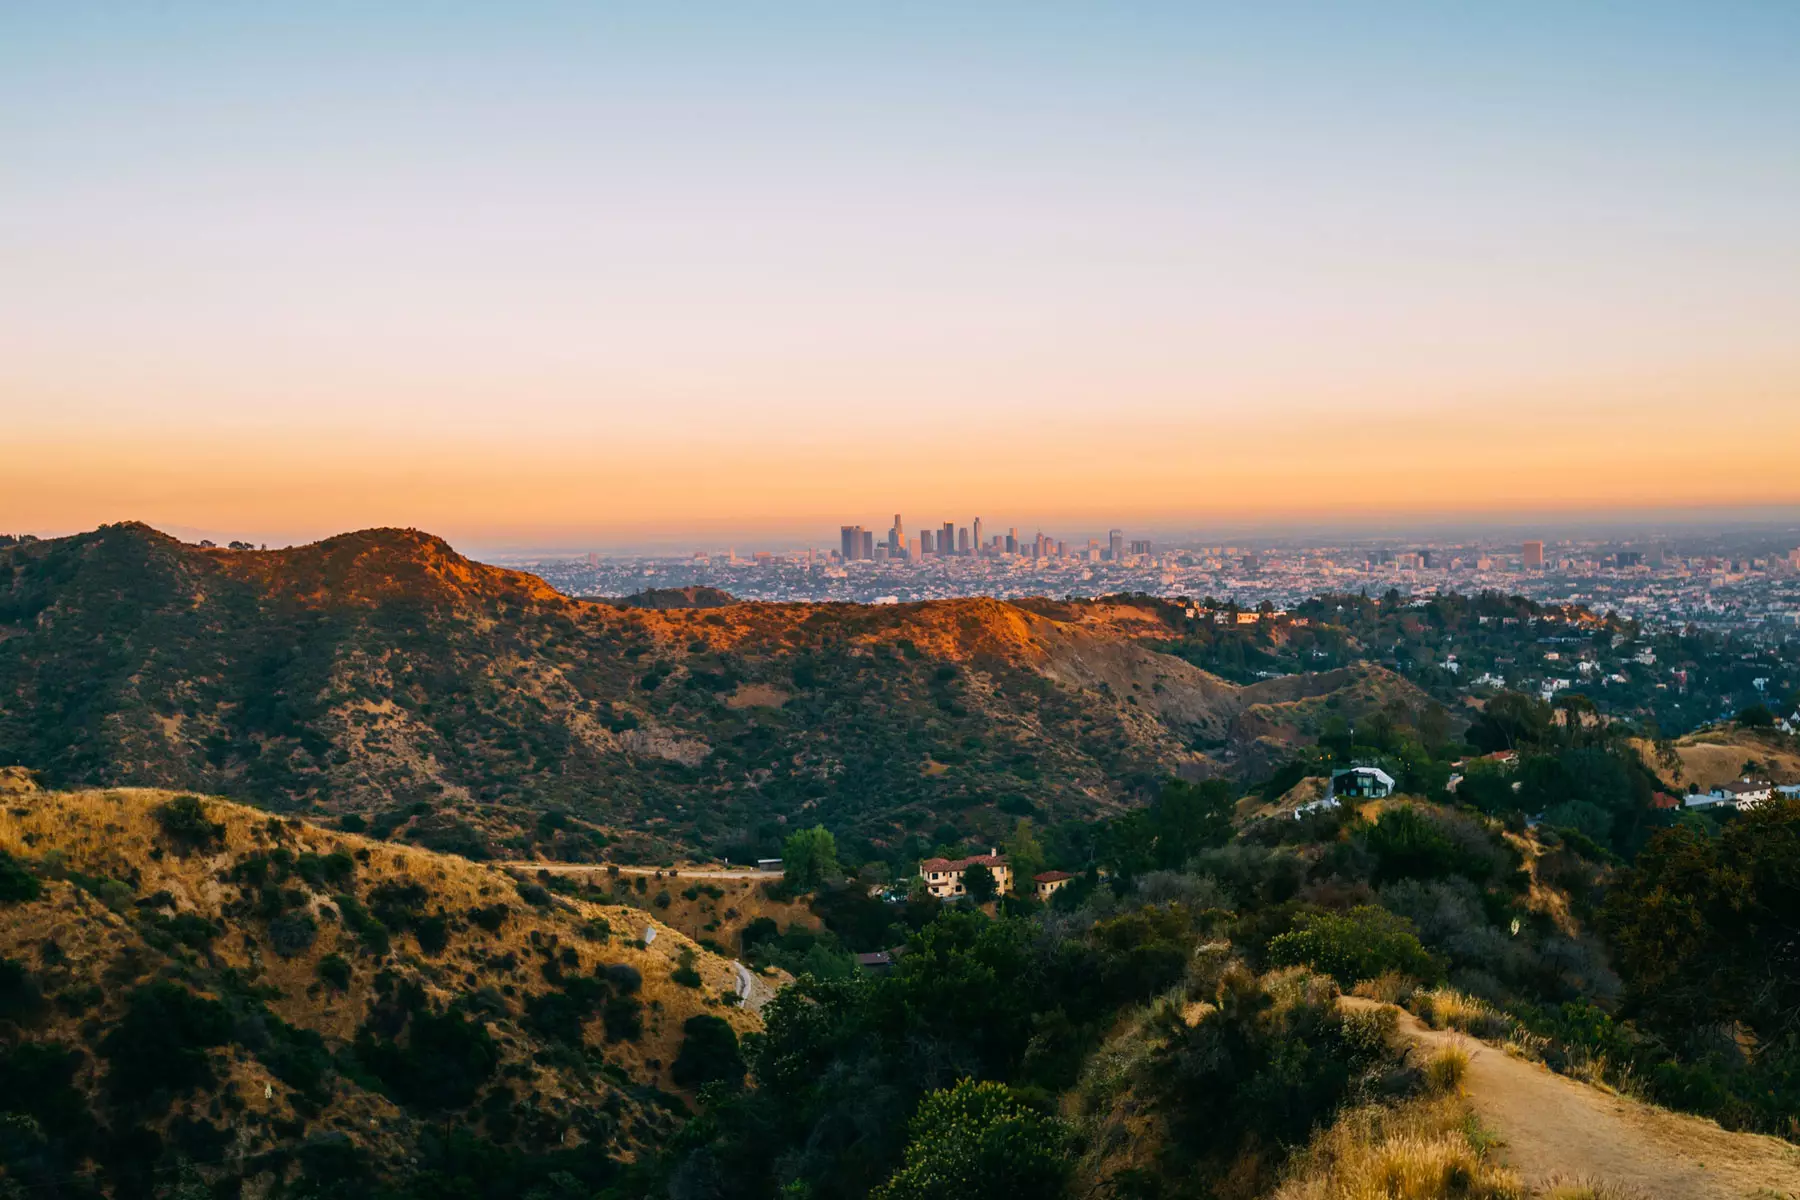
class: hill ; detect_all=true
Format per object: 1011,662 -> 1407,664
1633,725 -> 1800,792
0,523 -> 1435,863
0,775 -> 757,1196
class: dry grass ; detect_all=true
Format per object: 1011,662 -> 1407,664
0,786 -> 761,1094
1411,987 -> 1513,1040
1273,1092 -> 1523,1200
1424,1046 -> 1470,1095
1538,1181 -> 1651,1200
1352,971 -> 1418,1005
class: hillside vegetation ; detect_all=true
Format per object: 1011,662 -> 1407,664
0,775 -> 756,1198
0,523 -> 1427,863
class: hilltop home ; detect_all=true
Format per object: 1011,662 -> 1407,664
1329,766 -> 1396,800
1033,870 -> 1075,901
919,850 -> 1011,899
1685,779 -> 1774,811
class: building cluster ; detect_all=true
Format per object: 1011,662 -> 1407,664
838,515 -> 1137,566
915,849 -> 1074,903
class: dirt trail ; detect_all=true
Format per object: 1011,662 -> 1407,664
1349,999 -> 1800,1198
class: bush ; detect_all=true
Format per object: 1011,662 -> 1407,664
0,849 -> 40,904
267,911 -> 319,957
1267,907 -> 1440,987
355,1004 -> 499,1111
153,795 -> 225,854
872,1078 -> 1070,1200
602,994 -> 643,1043
101,983 -> 233,1106
316,953 -> 352,991
670,1014 -> 746,1090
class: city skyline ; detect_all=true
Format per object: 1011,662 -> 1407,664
6,3 -> 1800,545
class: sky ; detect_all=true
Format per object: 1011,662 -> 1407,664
4,2 -> 1799,551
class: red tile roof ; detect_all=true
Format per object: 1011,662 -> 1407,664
1033,870 -> 1075,883
920,853 -> 1006,873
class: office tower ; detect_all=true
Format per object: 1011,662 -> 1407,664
873,545 -> 889,563
1005,529 -> 1017,554
1129,539 -> 1152,556
889,514 -> 903,555
920,529 -> 935,555
1057,539 -> 1067,557
1523,540 -> 1545,569
972,517 -> 983,554
1108,529 -> 1124,561
840,526 -> 858,561
958,526 -> 971,554
1419,549 -> 1433,569
860,529 -> 874,560
941,522 -> 955,556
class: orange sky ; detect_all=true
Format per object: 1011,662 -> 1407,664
5,6 -> 1800,547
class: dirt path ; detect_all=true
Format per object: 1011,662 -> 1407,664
501,861 -> 783,881
1350,999 -> 1800,1198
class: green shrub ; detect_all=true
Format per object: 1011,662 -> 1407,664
670,1014 -> 745,1090
0,849 -> 41,904
316,953 -> 352,991
872,1078 -> 1070,1200
1267,906 -> 1440,987
101,982 -> 233,1106
267,911 -> 319,957
153,795 -> 225,854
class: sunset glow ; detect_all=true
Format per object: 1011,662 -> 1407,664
4,4 -> 1798,547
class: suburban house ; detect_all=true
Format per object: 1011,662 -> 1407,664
1685,778 -> 1775,811
1329,766 -> 1396,800
1033,870 -> 1075,901
1651,791 -> 1682,811
919,850 -> 1012,899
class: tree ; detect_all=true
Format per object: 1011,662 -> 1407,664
1735,703 -> 1776,729
671,1014 -> 746,1090
782,826 -> 839,892
0,849 -> 40,904
871,1079 -> 1070,1200
962,863 -> 997,904
1003,820 -> 1045,894
1266,906 -> 1440,987
1150,778 -> 1236,867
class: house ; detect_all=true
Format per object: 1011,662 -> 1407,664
856,951 -> 895,975
918,850 -> 1012,899
1329,767 -> 1396,800
1651,791 -> 1682,811
756,858 -> 783,871
1033,870 -> 1075,902
1686,779 -> 1775,811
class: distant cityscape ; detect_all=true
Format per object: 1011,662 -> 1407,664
512,516 -> 1800,640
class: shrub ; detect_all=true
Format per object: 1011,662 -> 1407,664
153,795 -> 225,854
872,1078 -> 1070,1200
316,953 -> 352,991
1423,1047 -> 1469,1094
0,849 -> 41,904
101,983 -> 233,1106
671,964 -> 703,988
671,1014 -> 746,1090
1268,907 -> 1440,987
267,910 -> 319,957
355,1005 -> 499,1110
602,994 -> 643,1042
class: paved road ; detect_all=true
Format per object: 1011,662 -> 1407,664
1347,998 -> 1800,1199
501,861 -> 783,881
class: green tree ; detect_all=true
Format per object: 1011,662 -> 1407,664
1003,819 -> 1045,894
782,826 -> 839,892
1735,702 -> 1775,729
871,1078 -> 1070,1200
0,849 -> 40,904
962,862 -> 997,904
671,1014 -> 746,1090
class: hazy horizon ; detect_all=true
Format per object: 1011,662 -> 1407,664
6,3 -> 1799,543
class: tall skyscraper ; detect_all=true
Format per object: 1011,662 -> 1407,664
920,529 -> 935,555
889,514 -> 903,555
840,526 -> 858,561
860,529 -> 874,560
957,527 -> 971,554
972,517 -> 983,555
1108,529 -> 1125,561
1523,540 -> 1545,569
941,522 -> 956,557
1005,528 -> 1018,554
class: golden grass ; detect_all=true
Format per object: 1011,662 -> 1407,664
1425,1046 -> 1470,1095
1273,1092 -> 1523,1200
1352,971 -> 1417,1005
1411,987 -> 1512,1040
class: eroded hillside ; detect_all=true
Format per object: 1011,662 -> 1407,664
0,775 -> 756,1196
